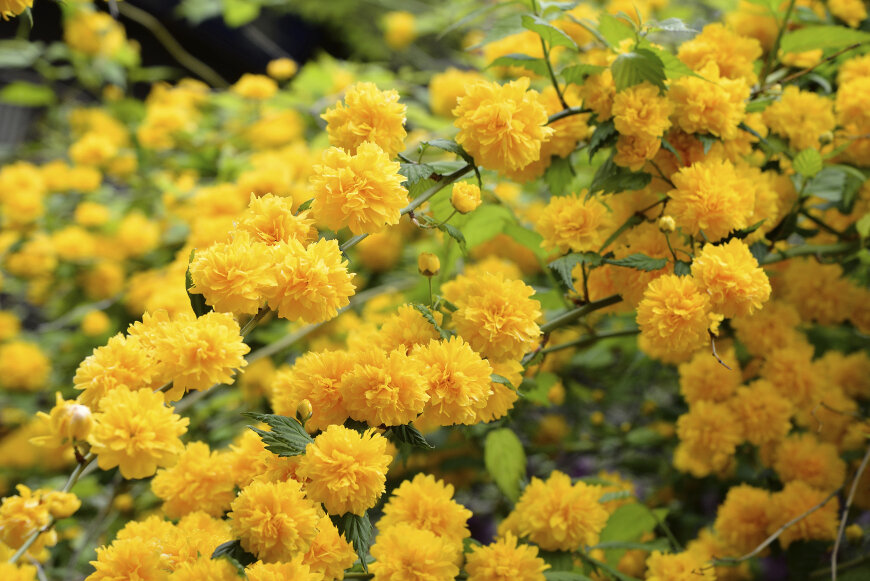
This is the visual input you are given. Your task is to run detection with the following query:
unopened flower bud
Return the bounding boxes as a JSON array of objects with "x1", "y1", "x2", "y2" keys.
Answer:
[
  {"x1": 819, "y1": 131, "x2": 833, "y2": 144},
  {"x1": 658, "y1": 215, "x2": 676, "y2": 233},
  {"x1": 64, "y1": 404, "x2": 93, "y2": 441},
  {"x1": 267, "y1": 57, "x2": 298, "y2": 80},
  {"x1": 296, "y1": 399, "x2": 313, "y2": 424},
  {"x1": 418, "y1": 252, "x2": 440, "y2": 276},
  {"x1": 450, "y1": 182, "x2": 482, "y2": 214}
]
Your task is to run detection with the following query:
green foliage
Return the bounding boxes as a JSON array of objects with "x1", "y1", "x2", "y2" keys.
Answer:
[
  {"x1": 605, "y1": 254, "x2": 669, "y2": 272},
  {"x1": 331, "y1": 512, "x2": 373, "y2": 573},
  {"x1": 792, "y1": 148, "x2": 823, "y2": 178},
  {"x1": 561, "y1": 64, "x2": 606, "y2": 85},
  {"x1": 597, "y1": 13, "x2": 635, "y2": 47},
  {"x1": 802, "y1": 166, "x2": 866, "y2": 212},
  {"x1": 484, "y1": 428, "x2": 526, "y2": 501},
  {"x1": 242, "y1": 412, "x2": 314, "y2": 457},
  {"x1": 385, "y1": 424, "x2": 434, "y2": 449},
  {"x1": 412, "y1": 303, "x2": 453, "y2": 340},
  {"x1": 611, "y1": 49, "x2": 667, "y2": 92},
  {"x1": 545, "y1": 572, "x2": 596, "y2": 581},
  {"x1": 488, "y1": 54, "x2": 551, "y2": 77},
  {"x1": 598, "y1": 503, "x2": 669, "y2": 566},
  {"x1": 589, "y1": 155, "x2": 652, "y2": 194},
  {"x1": 521, "y1": 14, "x2": 578, "y2": 50},
  {"x1": 549, "y1": 252, "x2": 604, "y2": 291},
  {"x1": 779, "y1": 25, "x2": 870, "y2": 53},
  {"x1": 587, "y1": 120, "x2": 617, "y2": 161},
  {"x1": 545, "y1": 156, "x2": 575, "y2": 196},
  {"x1": 422, "y1": 139, "x2": 481, "y2": 185},
  {"x1": 211, "y1": 539, "x2": 257, "y2": 569}
]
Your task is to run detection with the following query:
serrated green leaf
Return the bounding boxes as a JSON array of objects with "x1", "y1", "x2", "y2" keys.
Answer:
[
  {"x1": 441, "y1": 223, "x2": 467, "y2": 253},
  {"x1": 611, "y1": 49, "x2": 666, "y2": 92},
  {"x1": 484, "y1": 428, "x2": 526, "y2": 501},
  {"x1": 605, "y1": 254, "x2": 668, "y2": 271},
  {"x1": 780, "y1": 25, "x2": 870, "y2": 54},
  {"x1": 399, "y1": 163, "x2": 436, "y2": 184},
  {"x1": 242, "y1": 412, "x2": 314, "y2": 457},
  {"x1": 211, "y1": 539, "x2": 257, "y2": 568},
  {"x1": 674, "y1": 260, "x2": 692, "y2": 276},
  {"x1": 521, "y1": 14, "x2": 578, "y2": 50},
  {"x1": 588, "y1": 120, "x2": 617, "y2": 161},
  {"x1": 792, "y1": 148, "x2": 823, "y2": 178},
  {"x1": 649, "y1": 18, "x2": 697, "y2": 34},
  {"x1": 597, "y1": 13, "x2": 635, "y2": 47},
  {"x1": 561, "y1": 64, "x2": 606, "y2": 85},
  {"x1": 185, "y1": 249, "x2": 212, "y2": 318},
  {"x1": 545, "y1": 156, "x2": 574, "y2": 195},
  {"x1": 423, "y1": 138, "x2": 481, "y2": 185},
  {"x1": 730, "y1": 220, "x2": 766, "y2": 241},
  {"x1": 385, "y1": 424, "x2": 434, "y2": 449},
  {"x1": 411, "y1": 304, "x2": 453, "y2": 340},
  {"x1": 487, "y1": 54, "x2": 551, "y2": 77},
  {"x1": 589, "y1": 155, "x2": 652, "y2": 194},
  {"x1": 803, "y1": 167, "x2": 865, "y2": 210},
  {"x1": 332, "y1": 512, "x2": 372, "y2": 573},
  {"x1": 548, "y1": 252, "x2": 604, "y2": 291}
]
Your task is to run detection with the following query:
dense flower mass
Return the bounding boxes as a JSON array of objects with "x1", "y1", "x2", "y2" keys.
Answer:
[{"x1": 321, "y1": 82, "x2": 407, "y2": 156}]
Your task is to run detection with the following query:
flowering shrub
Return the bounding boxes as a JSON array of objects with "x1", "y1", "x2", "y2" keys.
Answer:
[{"x1": 1, "y1": 1, "x2": 870, "y2": 580}]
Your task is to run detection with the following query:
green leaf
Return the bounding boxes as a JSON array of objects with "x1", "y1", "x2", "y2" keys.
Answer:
[
  {"x1": 591, "y1": 539, "x2": 671, "y2": 553},
  {"x1": 521, "y1": 14, "x2": 578, "y2": 50},
  {"x1": 549, "y1": 252, "x2": 604, "y2": 291},
  {"x1": 589, "y1": 155, "x2": 652, "y2": 194},
  {"x1": 519, "y1": 372, "x2": 559, "y2": 406},
  {"x1": 295, "y1": 198, "x2": 314, "y2": 214},
  {"x1": 598, "y1": 503, "x2": 669, "y2": 567},
  {"x1": 625, "y1": 427, "x2": 665, "y2": 446},
  {"x1": 545, "y1": 156, "x2": 574, "y2": 196},
  {"x1": 491, "y1": 374, "x2": 515, "y2": 388},
  {"x1": 803, "y1": 167, "x2": 865, "y2": 211},
  {"x1": 697, "y1": 133, "x2": 717, "y2": 155},
  {"x1": 545, "y1": 573, "x2": 595, "y2": 581},
  {"x1": 540, "y1": 550, "x2": 575, "y2": 571},
  {"x1": 674, "y1": 260, "x2": 692, "y2": 276},
  {"x1": 611, "y1": 49, "x2": 667, "y2": 92},
  {"x1": 588, "y1": 120, "x2": 617, "y2": 161},
  {"x1": 423, "y1": 139, "x2": 480, "y2": 185},
  {"x1": 599, "y1": 490, "x2": 633, "y2": 504},
  {"x1": 597, "y1": 13, "x2": 635, "y2": 47},
  {"x1": 332, "y1": 512, "x2": 372, "y2": 573},
  {"x1": 411, "y1": 304, "x2": 453, "y2": 340},
  {"x1": 649, "y1": 18, "x2": 697, "y2": 34},
  {"x1": 792, "y1": 148, "x2": 823, "y2": 178},
  {"x1": 660, "y1": 137, "x2": 683, "y2": 165},
  {"x1": 484, "y1": 428, "x2": 526, "y2": 501},
  {"x1": 0, "y1": 40, "x2": 43, "y2": 68},
  {"x1": 780, "y1": 26, "x2": 870, "y2": 54},
  {"x1": 185, "y1": 250, "x2": 212, "y2": 318},
  {"x1": 385, "y1": 424, "x2": 434, "y2": 449},
  {"x1": 561, "y1": 64, "x2": 606, "y2": 85},
  {"x1": 441, "y1": 223, "x2": 467, "y2": 253},
  {"x1": 223, "y1": 0, "x2": 260, "y2": 27},
  {"x1": 605, "y1": 254, "x2": 668, "y2": 271},
  {"x1": 487, "y1": 54, "x2": 551, "y2": 77},
  {"x1": 730, "y1": 220, "x2": 766, "y2": 241},
  {"x1": 856, "y1": 213, "x2": 870, "y2": 239},
  {"x1": 503, "y1": 222, "x2": 549, "y2": 261},
  {"x1": 0, "y1": 81, "x2": 55, "y2": 107},
  {"x1": 399, "y1": 162, "x2": 436, "y2": 184},
  {"x1": 211, "y1": 539, "x2": 257, "y2": 568},
  {"x1": 242, "y1": 412, "x2": 314, "y2": 457}
]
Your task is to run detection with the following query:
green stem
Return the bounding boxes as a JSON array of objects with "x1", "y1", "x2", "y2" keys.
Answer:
[
  {"x1": 759, "y1": 241, "x2": 860, "y2": 265},
  {"x1": 540, "y1": 294, "x2": 623, "y2": 334},
  {"x1": 240, "y1": 308, "x2": 270, "y2": 337},
  {"x1": 539, "y1": 329, "x2": 639, "y2": 356},
  {"x1": 547, "y1": 106, "x2": 591, "y2": 125},
  {"x1": 539, "y1": 36, "x2": 569, "y2": 110},
  {"x1": 799, "y1": 209, "x2": 845, "y2": 239}
]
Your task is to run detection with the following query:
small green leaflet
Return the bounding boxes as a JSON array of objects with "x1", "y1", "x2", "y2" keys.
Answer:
[
  {"x1": 398, "y1": 162, "x2": 436, "y2": 184},
  {"x1": 331, "y1": 512, "x2": 373, "y2": 573},
  {"x1": 422, "y1": 138, "x2": 481, "y2": 185},
  {"x1": 803, "y1": 166, "x2": 865, "y2": 212},
  {"x1": 411, "y1": 304, "x2": 453, "y2": 340},
  {"x1": 611, "y1": 49, "x2": 666, "y2": 92},
  {"x1": 491, "y1": 374, "x2": 515, "y2": 388},
  {"x1": 487, "y1": 54, "x2": 551, "y2": 77},
  {"x1": 792, "y1": 148, "x2": 823, "y2": 178},
  {"x1": 561, "y1": 64, "x2": 606, "y2": 86},
  {"x1": 545, "y1": 156, "x2": 574, "y2": 196},
  {"x1": 294, "y1": 198, "x2": 314, "y2": 214},
  {"x1": 548, "y1": 252, "x2": 604, "y2": 291},
  {"x1": 242, "y1": 412, "x2": 314, "y2": 457},
  {"x1": 185, "y1": 249, "x2": 212, "y2": 318},
  {"x1": 587, "y1": 120, "x2": 617, "y2": 161},
  {"x1": 484, "y1": 428, "x2": 526, "y2": 501},
  {"x1": 779, "y1": 25, "x2": 870, "y2": 54},
  {"x1": 605, "y1": 254, "x2": 668, "y2": 271},
  {"x1": 674, "y1": 260, "x2": 692, "y2": 276},
  {"x1": 599, "y1": 490, "x2": 633, "y2": 504},
  {"x1": 384, "y1": 423, "x2": 434, "y2": 449},
  {"x1": 521, "y1": 14, "x2": 578, "y2": 50},
  {"x1": 212, "y1": 539, "x2": 257, "y2": 569},
  {"x1": 442, "y1": 223, "x2": 467, "y2": 253},
  {"x1": 589, "y1": 155, "x2": 652, "y2": 194},
  {"x1": 597, "y1": 13, "x2": 635, "y2": 47}
]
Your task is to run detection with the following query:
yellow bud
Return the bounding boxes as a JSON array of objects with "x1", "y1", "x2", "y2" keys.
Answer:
[
  {"x1": 267, "y1": 57, "x2": 298, "y2": 80},
  {"x1": 846, "y1": 523, "x2": 863, "y2": 543},
  {"x1": 819, "y1": 131, "x2": 834, "y2": 144},
  {"x1": 418, "y1": 252, "x2": 440, "y2": 276},
  {"x1": 113, "y1": 493, "x2": 134, "y2": 513},
  {"x1": 658, "y1": 215, "x2": 676, "y2": 233},
  {"x1": 296, "y1": 399, "x2": 313, "y2": 424},
  {"x1": 65, "y1": 404, "x2": 94, "y2": 441},
  {"x1": 451, "y1": 182, "x2": 482, "y2": 214}
]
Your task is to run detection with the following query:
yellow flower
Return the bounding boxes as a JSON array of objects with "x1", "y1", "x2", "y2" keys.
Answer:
[
  {"x1": 237, "y1": 193, "x2": 316, "y2": 247},
  {"x1": 760, "y1": 343, "x2": 822, "y2": 415},
  {"x1": 87, "y1": 538, "x2": 169, "y2": 581},
  {"x1": 767, "y1": 480, "x2": 839, "y2": 549},
  {"x1": 151, "y1": 441, "x2": 235, "y2": 519},
  {"x1": 339, "y1": 348, "x2": 430, "y2": 426},
  {"x1": 64, "y1": 11, "x2": 126, "y2": 58},
  {"x1": 666, "y1": 158, "x2": 755, "y2": 241},
  {"x1": 369, "y1": 524, "x2": 460, "y2": 581},
  {"x1": 383, "y1": 11, "x2": 417, "y2": 50},
  {"x1": 728, "y1": 380, "x2": 793, "y2": 446},
  {"x1": 32, "y1": 392, "x2": 93, "y2": 447},
  {"x1": 0, "y1": 341, "x2": 50, "y2": 392},
  {"x1": 418, "y1": 252, "x2": 441, "y2": 276},
  {"x1": 678, "y1": 346, "x2": 740, "y2": 404},
  {"x1": 612, "y1": 81, "x2": 673, "y2": 138},
  {"x1": 88, "y1": 387, "x2": 189, "y2": 479},
  {"x1": 189, "y1": 231, "x2": 278, "y2": 315},
  {"x1": 450, "y1": 273, "x2": 542, "y2": 361},
  {"x1": 378, "y1": 473, "x2": 472, "y2": 548},
  {"x1": 169, "y1": 556, "x2": 240, "y2": 580},
  {"x1": 0, "y1": 561, "x2": 39, "y2": 581},
  {"x1": 772, "y1": 433, "x2": 846, "y2": 493},
  {"x1": 731, "y1": 300, "x2": 803, "y2": 357},
  {"x1": 232, "y1": 74, "x2": 278, "y2": 100},
  {"x1": 645, "y1": 550, "x2": 715, "y2": 581},
  {"x1": 74, "y1": 333, "x2": 156, "y2": 408},
  {"x1": 302, "y1": 516, "x2": 357, "y2": 581},
  {"x1": 244, "y1": 557, "x2": 317, "y2": 581},
  {"x1": 0, "y1": 0, "x2": 31, "y2": 21},
  {"x1": 372, "y1": 303, "x2": 442, "y2": 354},
  {"x1": 669, "y1": 63, "x2": 749, "y2": 140},
  {"x1": 266, "y1": 57, "x2": 298, "y2": 80},
  {"x1": 511, "y1": 471, "x2": 609, "y2": 551},
  {"x1": 115, "y1": 211, "x2": 161, "y2": 258},
  {"x1": 321, "y1": 82, "x2": 407, "y2": 156},
  {"x1": 675, "y1": 401, "x2": 743, "y2": 477},
  {"x1": 0, "y1": 485, "x2": 80, "y2": 557},
  {"x1": 763, "y1": 86, "x2": 835, "y2": 151},
  {"x1": 778, "y1": 259, "x2": 853, "y2": 325},
  {"x1": 451, "y1": 181, "x2": 482, "y2": 214},
  {"x1": 69, "y1": 132, "x2": 117, "y2": 166},
  {"x1": 691, "y1": 239, "x2": 771, "y2": 318},
  {"x1": 297, "y1": 425, "x2": 392, "y2": 515},
  {"x1": 0, "y1": 310, "x2": 21, "y2": 340},
  {"x1": 81, "y1": 310, "x2": 111, "y2": 336},
  {"x1": 830, "y1": 0, "x2": 867, "y2": 27},
  {"x1": 636, "y1": 274, "x2": 721, "y2": 362},
  {"x1": 271, "y1": 349, "x2": 353, "y2": 432},
  {"x1": 413, "y1": 337, "x2": 493, "y2": 426},
  {"x1": 228, "y1": 479, "x2": 320, "y2": 562},
  {"x1": 535, "y1": 192, "x2": 613, "y2": 254},
  {"x1": 613, "y1": 132, "x2": 662, "y2": 171},
  {"x1": 429, "y1": 68, "x2": 485, "y2": 117},
  {"x1": 713, "y1": 485, "x2": 772, "y2": 555},
  {"x1": 266, "y1": 238, "x2": 356, "y2": 323},
  {"x1": 453, "y1": 77, "x2": 554, "y2": 175},
  {"x1": 465, "y1": 533, "x2": 549, "y2": 581},
  {"x1": 311, "y1": 143, "x2": 408, "y2": 235},
  {"x1": 677, "y1": 23, "x2": 762, "y2": 84}
]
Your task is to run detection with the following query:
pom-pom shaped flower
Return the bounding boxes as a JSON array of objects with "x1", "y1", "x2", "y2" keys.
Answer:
[
  {"x1": 151, "y1": 441, "x2": 235, "y2": 519},
  {"x1": 668, "y1": 63, "x2": 749, "y2": 140},
  {"x1": 0, "y1": 340, "x2": 50, "y2": 392},
  {"x1": 302, "y1": 516, "x2": 357, "y2": 581},
  {"x1": 453, "y1": 77, "x2": 554, "y2": 175},
  {"x1": 169, "y1": 557, "x2": 240, "y2": 581},
  {"x1": 728, "y1": 380, "x2": 793, "y2": 446},
  {"x1": 231, "y1": 74, "x2": 278, "y2": 100},
  {"x1": 373, "y1": 304, "x2": 442, "y2": 354},
  {"x1": 236, "y1": 193, "x2": 317, "y2": 247},
  {"x1": 270, "y1": 349, "x2": 353, "y2": 432},
  {"x1": 731, "y1": 300, "x2": 803, "y2": 357},
  {"x1": 451, "y1": 181, "x2": 482, "y2": 214},
  {"x1": 612, "y1": 81, "x2": 673, "y2": 138},
  {"x1": 511, "y1": 471, "x2": 609, "y2": 551},
  {"x1": 74, "y1": 333, "x2": 156, "y2": 409},
  {"x1": 228, "y1": 479, "x2": 320, "y2": 562},
  {"x1": 378, "y1": 473, "x2": 472, "y2": 548},
  {"x1": 763, "y1": 86, "x2": 835, "y2": 151},
  {"x1": 678, "y1": 347, "x2": 740, "y2": 404},
  {"x1": 535, "y1": 192, "x2": 613, "y2": 254},
  {"x1": 677, "y1": 23, "x2": 762, "y2": 84},
  {"x1": 339, "y1": 348, "x2": 429, "y2": 426},
  {"x1": 465, "y1": 533, "x2": 549, "y2": 581},
  {"x1": 691, "y1": 239, "x2": 771, "y2": 318},
  {"x1": 188, "y1": 231, "x2": 278, "y2": 315},
  {"x1": 369, "y1": 524, "x2": 460, "y2": 581},
  {"x1": 451, "y1": 273, "x2": 542, "y2": 362},
  {"x1": 413, "y1": 337, "x2": 493, "y2": 426},
  {"x1": 772, "y1": 433, "x2": 846, "y2": 493},
  {"x1": 88, "y1": 387, "x2": 189, "y2": 479},
  {"x1": 767, "y1": 481, "x2": 839, "y2": 548},
  {"x1": 645, "y1": 550, "x2": 716, "y2": 581},
  {"x1": 266, "y1": 239, "x2": 356, "y2": 323},
  {"x1": 429, "y1": 68, "x2": 485, "y2": 117},
  {"x1": 613, "y1": 132, "x2": 662, "y2": 171},
  {"x1": 674, "y1": 401, "x2": 743, "y2": 477},
  {"x1": 713, "y1": 485, "x2": 772, "y2": 555},
  {"x1": 321, "y1": 82, "x2": 407, "y2": 156},
  {"x1": 637, "y1": 274, "x2": 722, "y2": 362},
  {"x1": 245, "y1": 557, "x2": 318, "y2": 581},
  {"x1": 666, "y1": 158, "x2": 755, "y2": 241},
  {"x1": 310, "y1": 143, "x2": 408, "y2": 235},
  {"x1": 87, "y1": 538, "x2": 170, "y2": 581},
  {"x1": 297, "y1": 425, "x2": 392, "y2": 515}
]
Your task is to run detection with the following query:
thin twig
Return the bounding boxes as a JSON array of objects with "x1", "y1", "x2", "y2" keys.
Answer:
[
  {"x1": 759, "y1": 0, "x2": 797, "y2": 85},
  {"x1": 538, "y1": 329, "x2": 639, "y2": 356},
  {"x1": 540, "y1": 294, "x2": 623, "y2": 334},
  {"x1": 539, "y1": 37, "x2": 569, "y2": 110},
  {"x1": 547, "y1": 106, "x2": 591, "y2": 125},
  {"x1": 710, "y1": 332, "x2": 732, "y2": 370},
  {"x1": 832, "y1": 445, "x2": 870, "y2": 581}
]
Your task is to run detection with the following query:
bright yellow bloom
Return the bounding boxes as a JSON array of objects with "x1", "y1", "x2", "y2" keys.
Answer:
[
  {"x1": 81, "y1": 310, "x2": 111, "y2": 336},
  {"x1": 772, "y1": 433, "x2": 846, "y2": 493},
  {"x1": 372, "y1": 303, "x2": 442, "y2": 354},
  {"x1": 413, "y1": 337, "x2": 493, "y2": 426},
  {"x1": 465, "y1": 532, "x2": 549, "y2": 581},
  {"x1": 429, "y1": 68, "x2": 486, "y2": 117},
  {"x1": 298, "y1": 425, "x2": 391, "y2": 515},
  {"x1": 691, "y1": 239, "x2": 771, "y2": 318},
  {"x1": 266, "y1": 57, "x2": 298, "y2": 80},
  {"x1": 0, "y1": 485, "x2": 79, "y2": 556},
  {"x1": 644, "y1": 550, "x2": 716, "y2": 581},
  {"x1": 302, "y1": 516, "x2": 357, "y2": 581},
  {"x1": 245, "y1": 557, "x2": 318, "y2": 581},
  {"x1": 511, "y1": 471, "x2": 608, "y2": 551},
  {"x1": 237, "y1": 194, "x2": 316, "y2": 247},
  {"x1": 369, "y1": 524, "x2": 460, "y2": 581},
  {"x1": 678, "y1": 347, "x2": 740, "y2": 404},
  {"x1": 311, "y1": 143, "x2": 408, "y2": 234},
  {"x1": 266, "y1": 238, "x2": 356, "y2": 323},
  {"x1": 87, "y1": 538, "x2": 170, "y2": 581},
  {"x1": 231, "y1": 74, "x2": 278, "y2": 100},
  {"x1": 73, "y1": 333, "x2": 156, "y2": 408},
  {"x1": 271, "y1": 349, "x2": 353, "y2": 432},
  {"x1": 713, "y1": 485, "x2": 772, "y2": 555},
  {"x1": 32, "y1": 392, "x2": 93, "y2": 447},
  {"x1": 668, "y1": 63, "x2": 749, "y2": 140},
  {"x1": 675, "y1": 401, "x2": 743, "y2": 477},
  {"x1": 451, "y1": 181, "x2": 482, "y2": 214},
  {"x1": 613, "y1": 132, "x2": 662, "y2": 171},
  {"x1": 151, "y1": 441, "x2": 235, "y2": 519},
  {"x1": 767, "y1": 481, "x2": 839, "y2": 548},
  {"x1": 378, "y1": 473, "x2": 472, "y2": 547},
  {"x1": 189, "y1": 231, "x2": 278, "y2": 315},
  {"x1": 579, "y1": 70, "x2": 616, "y2": 121},
  {"x1": 339, "y1": 348, "x2": 429, "y2": 426},
  {"x1": 728, "y1": 380, "x2": 793, "y2": 446},
  {"x1": 760, "y1": 343, "x2": 823, "y2": 415},
  {"x1": 64, "y1": 11, "x2": 126, "y2": 58},
  {"x1": 666, "y1": 158, "x2": 755, "y2": 241},
  {"x1": 0, "y1": 341, "x2": 50, "y2": 392},
  {"x1": 535, "y1": 192, "x2": 613, "y2": 254},
  {"x1": 322, "y1": 82, "x2": 407, "y2": 156},
  {"x1": 763, "y1": 86, "x2": 835, "y2": 151},
  {"x1": 778, "y1": 259, "x2": 853, "y2": 325},
  {"x1": 612, "y1": 81, "x2": 673, "y2": 138},
  {"x1": 830, "y1": 0, "x2": 867, "y2": 28},
  {"x1": 731, "y1": 300, "x2": 803, "y2": 357},
  {"x1": 0, "y1": 0, "x2": 31, "y2": 20},
  {"x1": 88, "y1": 387, "x2": 189, "y2": 479},
  {"x1": 383, "y1": 11, "x2": 417, "y2": 50},
  {"x1": 453, "y1": 77, "x2": 554, "y2": 175},
  {"x1": 169, "y1": 556, "x2": 240, "y2": 580},
  {"x1": 677, "y1": 23, "x2": 762, "y2": 84},
  {"x1": 0, "y1": 310, "x2": 21, "y2": 340},
  {"x1": 229, "y1": 479, "x2": 320, "y2": 562},
  {"x1": 418, "y1": 252, "x2": 441, "y2": 276}
]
